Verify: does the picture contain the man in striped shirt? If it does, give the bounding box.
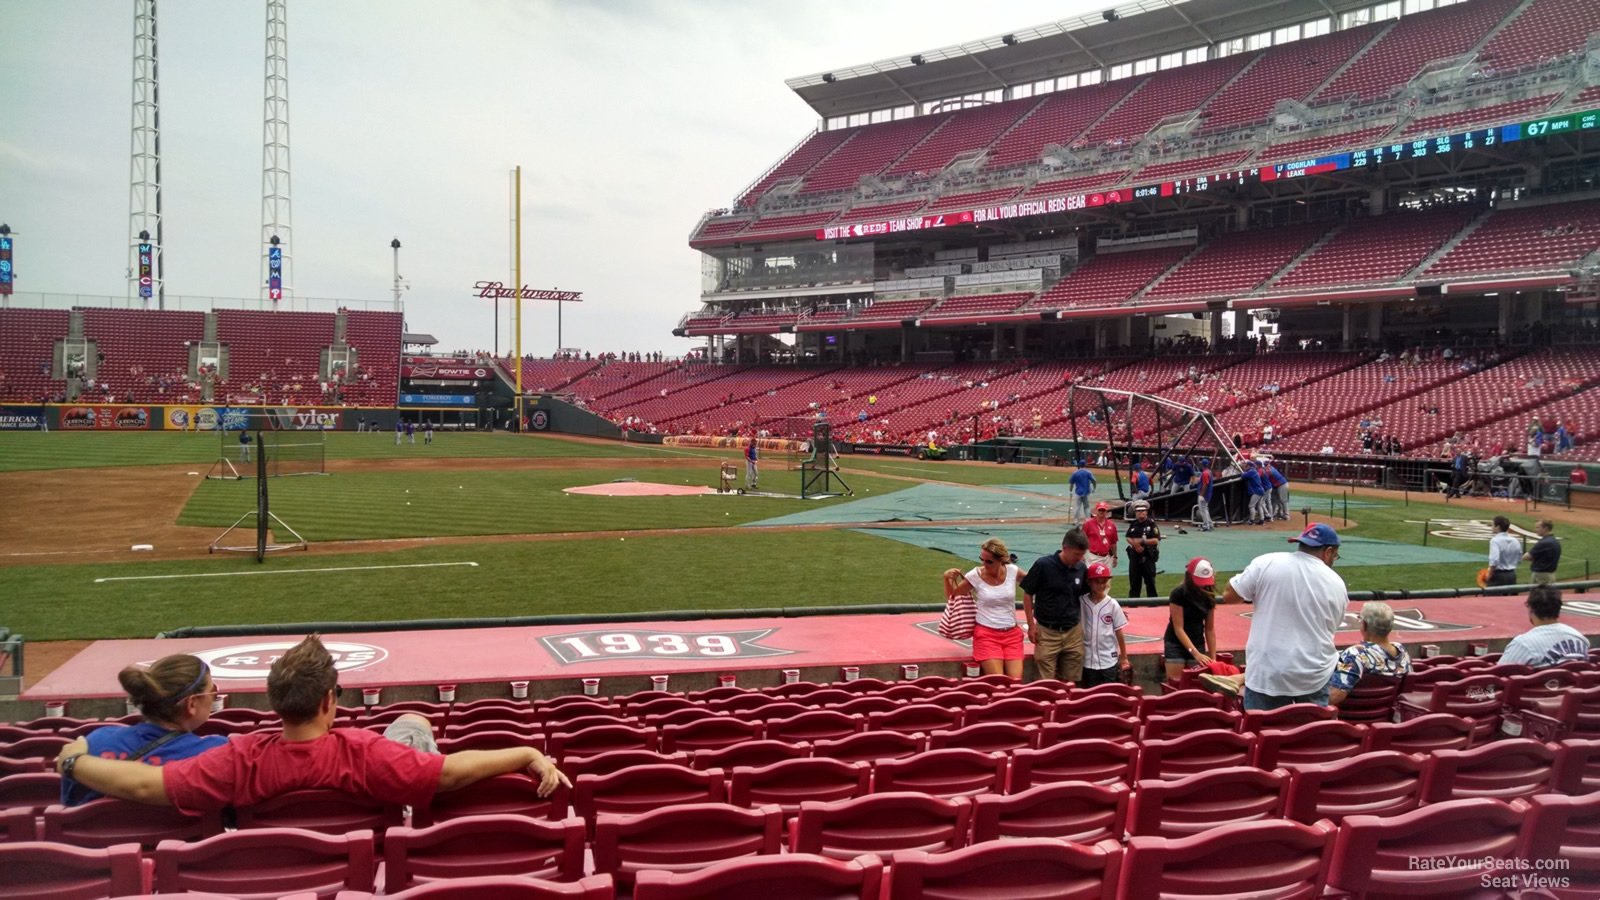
[1500,586,1590,667]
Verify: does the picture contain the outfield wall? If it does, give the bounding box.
[0,403,494,432]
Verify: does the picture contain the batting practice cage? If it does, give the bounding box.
[1064,386,1249,524]
[208,433,309,561]
[206,412,328,480]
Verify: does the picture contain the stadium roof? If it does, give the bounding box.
[787,0,1374,119]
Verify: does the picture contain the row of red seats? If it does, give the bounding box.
[6,787,1596,898]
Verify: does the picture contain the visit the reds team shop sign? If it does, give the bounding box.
[539,629,792,665]
[472,282,583,302]
[167,641,390,680]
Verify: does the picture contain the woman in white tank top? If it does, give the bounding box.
[943,537,1024,679]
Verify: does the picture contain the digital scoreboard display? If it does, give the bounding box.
[137,242,153,299]
[267,245,283,302]
[0,236,12,296]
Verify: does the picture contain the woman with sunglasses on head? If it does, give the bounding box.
[61,653,229,806]
[943,538,1024,679]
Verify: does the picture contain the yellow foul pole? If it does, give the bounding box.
[514,165,523,428]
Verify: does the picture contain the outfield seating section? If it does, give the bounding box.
[1477,0,1600,68]
[1313,0,1521,103]
[1423,198,1600,277]
[984,82,1135,171]
[885,98,1037,179]
[1133,150,1252,184]
[0,309,68,402]
[78,308,205,404]
[6,653,1597,898]
[340,310,403,407]
[1197,23,1385,130]
[1020,170,1132,199]
[1141,223,1328,301]
[213,310,335,404]
[735,128,855,208]
[922,187,1020,216]
[801,116,949,194]
[1271,208,1477,291]
[495,359,600,394]
[1085,56,1253,147]
[1030,246,1190,310]
[1397,94,1557,140]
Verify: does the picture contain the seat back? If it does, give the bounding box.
[1141,707,1242,741]
[1243,704,1336,733]
[633,851,883,900]
[572,765,725,830]
[865,704,963,736]
[436,728,544,754]
[0,773,62,813]
[1134,729,1255,780]
[1338,672,1402,723]
[1418,737,1559,802]
[369,874,617,898]
[43,799,223,849]
[1555,737,1600,794]
[961,697,1050,728]
[627,696,696,718]
[1128,766,1289,838]
[689,741,807,771]
[789,792,970,858]
[1326,798,1533,897]
[1283,750,1426,825]
[561,749,687,782]
[547,724,659,758]
[592,802,782,887]
[1252,720,1369,769]
[0,736,70,760]
[1524,792,1600,893]
[1009,738,1137,791]
[154,826,377,897]
[972,781,1130,844]
[1137,689,1225,718]
[812,731,926,765]
[1051,695,1138,721]
[659,717,762,754]
[794,689,857,708]
[383,814,586,891]
[833,696,899,717]
[1040,715,1139,744]
[0,841,152,899]
[870,749,1006,799]
[1364,712,1473,753]
[1119,819,1335,899]
[1425,674,1506,741]
[925,722,1038,754]
[763,711,861,744]
[729,758,871,815]
[889,837,1122,900]
[413,774,572,827]
[234,788,403,838]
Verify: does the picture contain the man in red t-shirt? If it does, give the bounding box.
[1083,501,1119,573]
[53,635,568,813]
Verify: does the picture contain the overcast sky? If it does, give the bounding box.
[1,0,1101,356]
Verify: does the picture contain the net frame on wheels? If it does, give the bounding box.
[800,421,852,499]
[209,433,309,561]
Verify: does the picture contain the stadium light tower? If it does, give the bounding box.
[390,237,408,311]
[129,0,164,308]
[260,0,293,305]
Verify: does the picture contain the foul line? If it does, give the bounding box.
[94,561,479,584]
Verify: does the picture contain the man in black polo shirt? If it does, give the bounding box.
[1523,519,1561,586]
[1021,528,1090,682]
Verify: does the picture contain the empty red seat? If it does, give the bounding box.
[689,740,806,771]
[640,709,718,730]
[625,696,695,718]
[812,731,926,765]
[1120,818,1336,898]
[560,750,688,782]
[1251,720,1370,769]
[1051,695,1138,721]
[633,852,882,900]
[1134,729,1254,780]
[789,792,970,859]
[1418,737,1560,802]
[335,873,615,898]
[972,780,1130,843]
[593,802,781,888]
[792,689,857,708]
[1129,765,1289,839]
[960,697,1050,728]
[1243,704,1337,733]
[1395,673,1505,743]
[888,837,1122,900]
[1009,738,1137,790]
[1137,689,1225,718]
[1141,707,1242,740]
[547,725,658,759]
[1364,712,1474,754]
[729,758,871,815]
[744,702,810,723]
[154,827,376,898]
[382,814,586,891]
[413,774,571,827]
[0,840,152,898]
[1503,684,1600,742]
[1524,792,1600,899]
[572,765,725,830]
[866,704,963,736]
[659,717,761,754]
[763,711,860,744]
[1,806,36,841]
[234,789,403,839]
[870,749,1006,799]
[1283,750,1427,825]
[1326,798,1535,898]
[1555,737,1600,794]
[436,729,544,754]
[925,722,1038,754]
[0,773,62,814]
[1039,715,1140,744]
[0,736,69,760]
[42,798,223,849]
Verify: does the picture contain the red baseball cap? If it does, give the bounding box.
[1087,562,1113,580]
[1094,501,1111,512]
[1186,557,1216,586]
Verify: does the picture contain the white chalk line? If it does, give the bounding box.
[94,561,479,583]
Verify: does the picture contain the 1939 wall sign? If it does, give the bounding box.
[539,629,791,665]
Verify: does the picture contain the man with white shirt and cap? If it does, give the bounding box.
[1223,523,1350,711]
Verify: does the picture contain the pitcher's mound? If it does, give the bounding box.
[564,482,720,497]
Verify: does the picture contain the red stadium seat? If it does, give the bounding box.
[1283,750,1427,825]
[234,789,404,839]
[0,840,152,898]
[866,705,963,736]
[0,773,62,814]
[1140,707,1242,740]
[1134,729,1255,780]
[875,686,932,703]
[382,814,586,890]
[632,852,883,900]
[1008,738,1137,790]
[925,722,1038,754]
[1395,673,1505,743]
[154,827,377,898]
[972,780,1130,843]
[640,708,719,729]
[1051,694,1138,721]
[592,802,782,887]
[689,740,807,771]
[1364,712,1474,753]
[1004,681,1073,701]
[534,696,614,717]
[1524,792,1600,899]
[791,689,856,708]
[684,687,747,703]
[436,729,545,754]
[812,731,926,765]
[615,690,679,707]
[888,837,1122,900]
[42,798,224,849]
[559,749,686,781]
[763,710,861,744]
[1251,720,1370,769]
[1418,737,1561,802]
[1,806,37,841]
[1039,715,1140,744]
[572,765,725,830]
[625,697,695,718]
[742,702,811,723]
[0,736,70,760]
[1120,819,1336,898]
[707,694,777,715]
[1243,704,1337,733]
[1554,737,1600,795]
[0,756,48,777]
[1137,689,1225,718]
[1502,685,1600,742]
[336,873,615,899]
[960,697,1050,728]
[659,717,762,754]
[547,725,658,759]
[834,697,900,717]
[1326,798,1535,898]
[729,758,871,815]
[413,774,572,827]
[1128,766,1289,838]
[870,749,1006,799]
[838,677,895,694]
[789,792,970,859]
[0,725,44,744]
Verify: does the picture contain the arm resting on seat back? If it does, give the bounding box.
[58,749,173,807]
[438,746,571,795]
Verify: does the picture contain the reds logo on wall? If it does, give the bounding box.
[173,641,390,680]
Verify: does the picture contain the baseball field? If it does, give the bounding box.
[1,429,1595,643]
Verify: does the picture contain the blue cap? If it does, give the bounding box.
[1243,459,1256,468]
[1200,458,1211,467]
[1290,523,1341,548]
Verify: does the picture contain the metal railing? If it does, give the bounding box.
[1,292,399,314]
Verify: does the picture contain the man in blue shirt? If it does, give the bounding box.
[1265,462,1290,521]
[1242,461,1267,525]
[1172,456,1194,492]
[1131,463,1151,501]
[1068,461,1096,524]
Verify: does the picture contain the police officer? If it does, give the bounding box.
[1125,500,1162,598]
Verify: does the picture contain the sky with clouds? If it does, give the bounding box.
[1,0,1102,356]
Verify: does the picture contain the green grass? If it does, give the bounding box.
[0,431,695,473]
[177,467,911,540]
[0,530,953,640]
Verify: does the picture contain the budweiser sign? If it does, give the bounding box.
[474,282,583,302]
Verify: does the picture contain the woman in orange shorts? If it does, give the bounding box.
[943,537,1024,678]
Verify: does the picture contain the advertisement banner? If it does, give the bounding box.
[261,407,340,430]
[0,405,45,430]
[403,355,481,366]
[399,394,475,406]
[401,363,492,380]
[165,406,252,431]
[61,406,152,430]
